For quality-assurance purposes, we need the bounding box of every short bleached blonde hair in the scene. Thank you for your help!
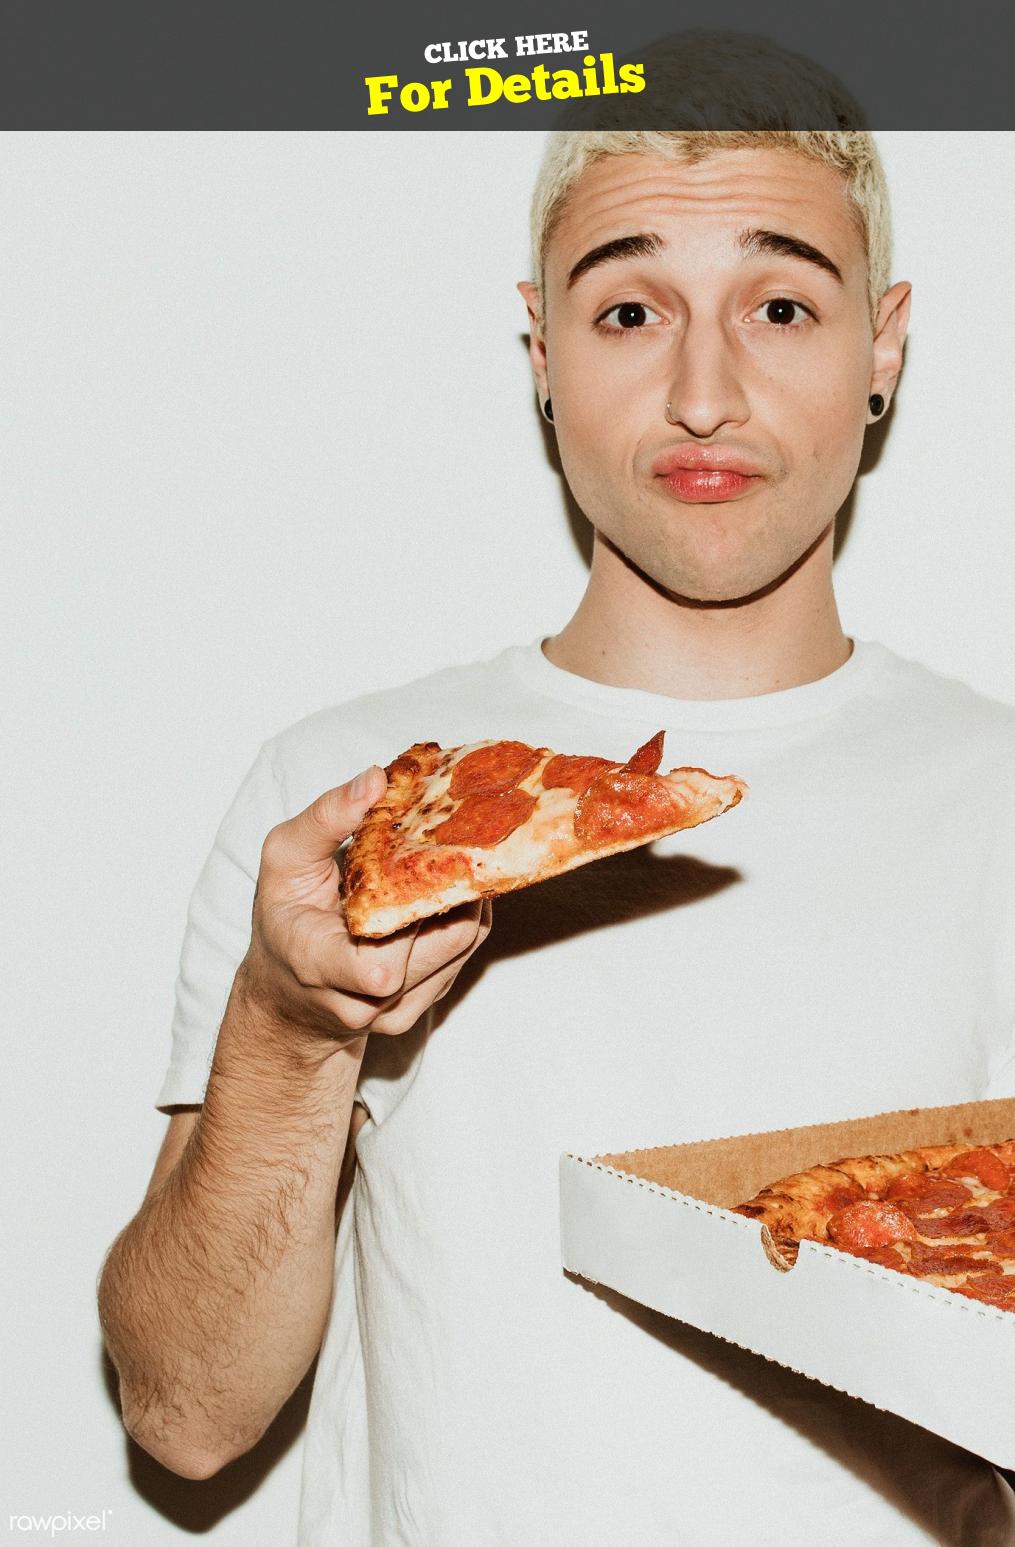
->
[530,130,892,327]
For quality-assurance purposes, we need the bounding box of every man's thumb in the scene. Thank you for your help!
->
[346,766,387,805]
[269,765,387,870]
[311,766,387,842]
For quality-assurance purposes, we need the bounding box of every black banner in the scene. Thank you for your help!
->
[2,0,1014,129]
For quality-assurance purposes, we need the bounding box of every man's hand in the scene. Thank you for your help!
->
[235,766,491,1049]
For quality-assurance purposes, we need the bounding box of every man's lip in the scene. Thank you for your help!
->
[651,447,765,478]
[657,469,760,503]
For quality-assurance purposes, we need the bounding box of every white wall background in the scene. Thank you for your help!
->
[3,130,1013,1543]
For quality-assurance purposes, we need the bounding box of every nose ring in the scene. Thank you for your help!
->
[665,401,678,426]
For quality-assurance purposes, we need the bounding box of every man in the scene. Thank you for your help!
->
[98,129,1015,1544]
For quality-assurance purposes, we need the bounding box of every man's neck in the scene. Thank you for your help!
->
[545,528,850,701]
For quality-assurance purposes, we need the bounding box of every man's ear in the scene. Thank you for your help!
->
[869,280,912,417]
[517,280,549,402]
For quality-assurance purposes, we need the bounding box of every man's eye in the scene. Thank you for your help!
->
[754,298,813,326]
[596,301,663,331]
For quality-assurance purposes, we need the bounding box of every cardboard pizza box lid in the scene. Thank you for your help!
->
[559,1098,1015,1468]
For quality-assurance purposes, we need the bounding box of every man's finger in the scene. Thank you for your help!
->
[262,766,387,873]
[398,901,487,995]
[369,910,492,1034]
[297,898,493,1034]
[346,923,421,997]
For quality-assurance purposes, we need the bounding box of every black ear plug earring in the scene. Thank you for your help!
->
[543,398,554,422]
[868,393,885,417]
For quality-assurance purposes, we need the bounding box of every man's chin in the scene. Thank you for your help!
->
[638,559,796,609]
[611,526,833,609]
[595,522,835,608]
[669,575,783,608]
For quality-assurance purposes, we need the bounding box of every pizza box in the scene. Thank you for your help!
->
[559,1097,1015,1468]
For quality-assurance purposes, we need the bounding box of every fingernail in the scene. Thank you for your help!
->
[350,767,377,800]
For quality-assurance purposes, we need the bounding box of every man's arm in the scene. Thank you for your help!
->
[98,985,367,1480]
[97,768,490,1480]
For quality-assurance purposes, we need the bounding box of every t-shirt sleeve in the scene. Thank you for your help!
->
[155,738,288,1111]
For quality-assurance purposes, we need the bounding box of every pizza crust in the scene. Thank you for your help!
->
[340,743,476,936]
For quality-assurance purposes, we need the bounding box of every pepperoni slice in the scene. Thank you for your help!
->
[449,741,541,799]
[978,1197,1015,1231]
[907,1252,990,1277]
[954,1277,1015,1309]
[912,1208,989,1239]
[908,1239,991,1266]
[541,754,618,795]
[624,731,665,775]
[574,769,684,847]
[942,1148,1010,1191]
[884,1174,971,1210]
[896,1189,977,1219]
[826,1201,919,1250]
[427,788,536,848]
[853,1244,907,1270]
[818,1182,866,1213]
[988,1230,1015,1254]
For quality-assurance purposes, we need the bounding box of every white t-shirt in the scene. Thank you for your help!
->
[158,639,1015,1546]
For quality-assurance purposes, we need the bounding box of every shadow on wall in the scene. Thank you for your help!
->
[101,1345,314,1525]
[519,334,904,574]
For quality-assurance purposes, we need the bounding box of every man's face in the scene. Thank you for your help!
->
[523,148,908,604]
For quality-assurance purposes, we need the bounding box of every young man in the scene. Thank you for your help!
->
[99,131,1015,1544]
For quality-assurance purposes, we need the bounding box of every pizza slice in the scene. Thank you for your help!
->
[732,1142,1015,1308]
[340,731,746,937]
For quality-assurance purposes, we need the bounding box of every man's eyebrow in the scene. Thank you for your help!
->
[738,227,843,284]
[566,232,664,289]
[564,226,844,292]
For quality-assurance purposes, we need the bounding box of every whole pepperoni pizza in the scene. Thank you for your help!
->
[732,1142,1015,1309]
[341,731,746,937]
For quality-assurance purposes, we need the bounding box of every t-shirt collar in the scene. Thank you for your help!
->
[508,635,881,731]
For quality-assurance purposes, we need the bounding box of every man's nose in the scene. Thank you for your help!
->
[662,318,750,438]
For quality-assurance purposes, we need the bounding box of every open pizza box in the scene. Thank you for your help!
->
[559,1098,1015,1468]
